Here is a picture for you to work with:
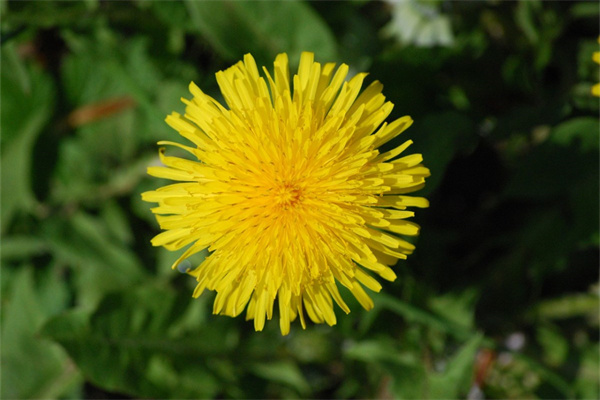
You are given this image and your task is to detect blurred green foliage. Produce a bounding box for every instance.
[1,0,598,399]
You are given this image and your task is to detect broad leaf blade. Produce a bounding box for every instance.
[185,0,338,65]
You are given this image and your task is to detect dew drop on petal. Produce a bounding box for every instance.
[177,259,192,274]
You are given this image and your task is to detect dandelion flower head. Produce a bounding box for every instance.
[142,52,430,335]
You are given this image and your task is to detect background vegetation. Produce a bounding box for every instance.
[1,0,598,398]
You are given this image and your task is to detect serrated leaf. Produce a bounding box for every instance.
[427,334,483,399]
[42,212,145,308]
[1,44,54,233]
[41,285,237,399]
[344,336,427,399]
[429,289,479,330]
[373,292,472,339]
[1,267,80,399]
[60,34,166,165]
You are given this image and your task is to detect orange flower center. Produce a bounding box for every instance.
[273,181,304,209]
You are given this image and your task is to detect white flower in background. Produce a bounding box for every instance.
[383,0,454,48]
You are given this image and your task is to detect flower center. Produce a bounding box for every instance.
[273,182,303,209]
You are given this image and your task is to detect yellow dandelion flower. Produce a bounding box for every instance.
[142,52,430,335]
[593,37,600,97]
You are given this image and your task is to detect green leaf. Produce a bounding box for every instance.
[515,0,542,45]
[42,212,145,308]
[550,117,599,152]
[408,112,477,196]
[344,337,409,364]
[575,343,600,399]
[429,289,479,330]
[0,235,48,262]
[373,292,473,339]
[1,43,54,233]
[344,336,427,399]
[251,361,311,396]
[1,1,97,30]
[570,1,600,18]
[60,32,167,158]
[286,330,335,363]
[53,32,183,209]
[36,261,72,321]
[99,200,134,244]
[533,293,599,320]
[387,362,428,399]
[427,334,483,399]
[184,0,338,65]
[60,40,138,161]
[537,324,568,367]
[1,267,81,399]
[144,0,194,31]
[351,334,483,399]
[41,285,237,398]
[513,353,574,398]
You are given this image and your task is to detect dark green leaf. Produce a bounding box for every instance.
[0,236,48,262]
[408,112,477,196]
[41,285,237,398]
[185,0,338,65]
[574,343,600,399]
[428,289,479,330]
[251,361,311,396]
[550,117,599,152]
[1,44,54,232]
[534,293,599,320]
[373,292,473,339]
[537,324,568,367]
[1,267,80,399]
[427,334,483,399]
[42,212,145,308]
